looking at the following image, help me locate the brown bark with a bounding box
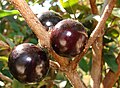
[7,0,117,88]
[89,0,99,14]
[7,0,86,87]
[102,54,120,88]
[71,1,116,87]
[72,0,117,65]
[91,37,103,88]
[49,49,69,67]
[65,69,87,88]
[50,50,87,88]
[89,0,102,88]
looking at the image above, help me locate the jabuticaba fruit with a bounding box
[38,10,63,31]
[50,19,88,57]
[8,43,49,84]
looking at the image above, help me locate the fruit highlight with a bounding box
[38,11,63,31]
[50,19,88,57]
[8,43,49,83]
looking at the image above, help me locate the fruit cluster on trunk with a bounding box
[8,11,88,84]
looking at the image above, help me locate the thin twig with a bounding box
[49,60,60,70]
[0,72,13,82]
[72,0,117,67]
[100,0,109,15]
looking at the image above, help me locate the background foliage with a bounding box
[0,0,120,88]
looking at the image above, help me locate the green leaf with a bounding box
[29,38,38,44]
[0,61,4,71]
[116,0,120,7]
[0,20,5,33]
[0,33,7,42]
[106,29,119,38]
[0,10,19,18]
[0,33,15,48]
[12,79,25,88]
[0,56,8,62]
[103,36,114,44]
[1,69,13,79]
[79,58,89,72]
[59,0,79,8]
[56,72,65,80]
[14,35,24,45]
[7,17,22,34]
[112,8,120,18]
[104,54,118,72]
[59,0,79,14]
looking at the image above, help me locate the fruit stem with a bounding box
[49,49,69,67]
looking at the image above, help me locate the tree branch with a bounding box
[65,69,87,88]
[102,53,120,88]
[72,0,117,66]
[89,0,99,14]
[0,72,13,82]
[7,0,87,88]
[91,38,103,88]
[7,0,117,88]
[48,49,69,67]
[100,0,109,15]
[89,0,102,88]
[49,60,60,70]
[8,0,50,48]
[49,50,87,88]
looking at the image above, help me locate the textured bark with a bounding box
[7,0,86,88]
[7,0,117,88]
[65,69,87,88]
[89,0,99,14]
[91,37,103,88]
[49,49,69,67]
[89,0,102,88]
[73,0,117,65]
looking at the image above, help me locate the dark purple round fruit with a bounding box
[38,11,63,31]
[8,43,49,83]
[50,19,88,57]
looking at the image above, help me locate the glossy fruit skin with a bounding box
[39,11,63,31]
[8,43,49,84]
[50,19,88,57]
